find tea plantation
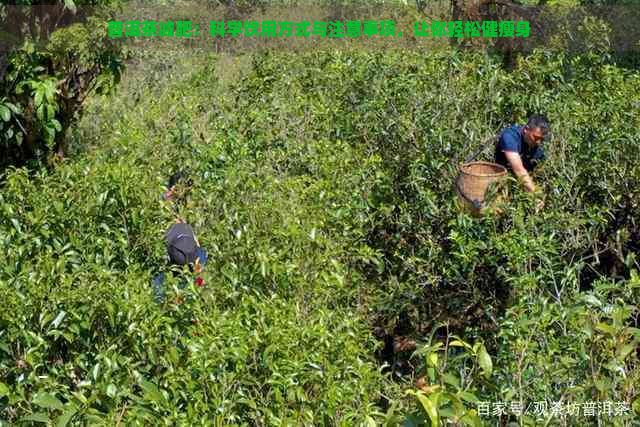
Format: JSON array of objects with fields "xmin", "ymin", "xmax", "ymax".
[{"xmin": 1, "ymin": 46, "xmax": 640, "ymax": 426}]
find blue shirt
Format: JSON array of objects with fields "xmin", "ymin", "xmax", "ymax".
[{"xmin": 494, "ymin": 125, "xmax": 545, "ymax": 172}]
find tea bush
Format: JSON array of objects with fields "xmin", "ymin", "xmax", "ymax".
[
  {"xmin": 204, "ymin": 48, "xmax": 640, "ymax": 425},
  {"xmin": 0, "ymin": 52, "xmax": 395, "ymax": 425}
]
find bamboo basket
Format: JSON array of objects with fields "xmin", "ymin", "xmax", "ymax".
[{"xmin": 455, "ymin": 161, "xmax": 507, "ymax": 216}]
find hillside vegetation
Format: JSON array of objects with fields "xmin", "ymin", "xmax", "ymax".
[{"xmin": 1, "ymin": 48, "xmax": 640, "ymax": 426}]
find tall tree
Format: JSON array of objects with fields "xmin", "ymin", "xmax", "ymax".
[{"xmin": 0, "ymin": 1, "xmax": 125, "ymax": 169}]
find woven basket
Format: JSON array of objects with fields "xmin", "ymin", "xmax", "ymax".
[{"xmin": 455, "ymin": 161, "xmax": 507, "ymax": 215}]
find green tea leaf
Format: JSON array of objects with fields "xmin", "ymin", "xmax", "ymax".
[
  {"xmin": 34, "ymin": 90, "xmax": 43, "ymax": 108},
  {"xmin": 33, "ymin": 392, "xmax": 64, "ymax": 411},
  {"xmin": 21, "ymin": 412, "xmax": 50, "ymax": 423},
  {"xmin": 106, "ymin": 384, "xmax": 117, "ymax": 398},
  {"xmin": 92, "ymin": 363, "xmax": 100, "ymax": 381},
  {"xmin": 477, "ymin": 343, "xmax": 493, "ymax": 379},
  {"xmin": 55, "ymin": 406, "xmax": 77, "ymax": 427},
  {"xmin": 364, "ymin": 415, "xmax": 376, "ymax": 427},
  {"xmin": 617, "ymin": 343, "xmax": 636, "ymax": 361},
  {"xmin": 442, "ymin": 373, "xmax": 459, "ymax": 388},
  {"xmin": 414, "ymin": 391, "xmax": 439, "ymax": 427},
  {"xmin": 583, "ymin": 294, "xmax": 601, "ymax": 307},
  {"xmin": 0, "ymin": 105, "xmax": 10, "ymax": 122},
  {"xmin": 449, "ymin": 340, "xmax": 472, "ymax": 350},
  {"xmin": 140, "ymin": 379, "xmax": 165, "ymax": 404},
  {"xmin": 460, "ymin": 409, "xmax": 483, "ymax": 427},
  {"xmin": 427, "ymin": 352, "xmax": 438, "ymax": 368},
  {"xmin": 51, "ymin": 311, "xmax": 66, "ymax": 329},
  {"xmin": 595, "ymin": 322, "xmax": 616, "ymax": 335},
  {"xmin": 439, "ymin": 392, "xmax": 464, "ymax": 415},
  {"xmin": 3, "ymin": 102, "xmax": 19, "ymax": 114}
]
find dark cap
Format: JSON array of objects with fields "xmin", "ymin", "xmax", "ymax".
[{"xmin": 165, "ymin": 223, "xmax": 198, "ymax": 266}]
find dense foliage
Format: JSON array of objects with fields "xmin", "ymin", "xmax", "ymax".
[
  {"xmin": 1, "ymin": 16, "xmax": 640, "ymax": 427},
  {"xmin": 0, "ymin": 0, "xmax": 125, "ymax": 169},
  {"xmin": 211, "ymin": 48, "xmax": 640, "ymax": 425}
]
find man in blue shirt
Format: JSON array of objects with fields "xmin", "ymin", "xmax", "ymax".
[{"xmin": 495, "ymin": 115, "xmax": 550, "ymax": 193}]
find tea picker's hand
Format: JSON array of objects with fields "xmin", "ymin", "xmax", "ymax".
[{"xmin": 162, "ymin": 190, "xmax": 174, "ymax": 201}]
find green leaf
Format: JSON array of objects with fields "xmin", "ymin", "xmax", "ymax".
[
  {"xmin": 83, "ymin": 414, "xmax": 105, "ymax": 424},
  {"xmin": 632, "ymin": 396, "xmax": 640, "ymax": 415},
  {"xmin": 20, "ymin": 412, "xmax": 50, "ymax": 423},
  {"xmin": 595, "ymin": 322, "xmax": 616, "ymax": 335},
  {"xmin": 442, "ymin": 372, "xmax": 459, "ymax": 388},
  {"xmin": 35, "ymin": 90, "xmax": 44, "ymax": 108},
  {"xmin": 140, "ymin": 379, "xmax": 165, "ymax": 404},
  {"xmin": 51, "ymin": 119, "xmax": 62, "ymax": 132},
  {"xmin": 364, "ymin": 415, "xmax": 376, "ymax": 427},
  {"xmin": 460, "ymin": 409, "xmax": 483, "ymax": 427},
  {"xmin": 439, "ymin": 392, "xmax": 464, "ymax": 415},
  {"xmin": 458, "ymin": 391, "xmax": 479, "ymax": 403},
  {"xmin": 438, "ymin": 406, "xmax": 455, "ymax": 418},
  {"xmin": 0, "ymin": 383, "xmax": 9, "ymax": 397},
  {"xmin": 44, "ymin": 82, "xmax": 56, "ymax": 103},
  {"xmin": 583, "ymin": 294, "xmax": 601, "ymax": 307},
  {"xmin": 449, "ymin": 340, "xmax": 472, "ymax": 350},
  {"xmin": 414, "ymin": 391, "xmax": 439, "ymax": 427},
  {"xmin": 0, "ymin": 105, "xmax": 10, "ymax": 122},
  {"xmin": 402, "ymin": 414, "xmax": 426, "ymax": 427},
  {"xmin": 106, "ymin": 384, "xmax": 117, "ymax": 398},
  {"xmin": 92, "ymin": 363, "xmax": 100, "ymax": 381},
  {"xmin": 594, "ymin": 378, "xmax": 610, "ymax": 392},
  {"xmin": 427, "ymin": 351, "xmax": 438, "ymax": 368},
  {"xmin": 477, "ymin": 343, "xmax": 493, "ymax": 379},
  {"xmin": 617, "ymin": 343, "xmax": 636, "ymax": 361},
  {"xmin": 427, "ymin": 367, "xmax": 436, "ymax": 383},
  {"xmin": 33, "ymin": 392, "xmax": 64, "ymax": 411},
  {"xmin": 51, "ymin": 311, "xmax": 66, "ymax": 329},
  {"xmin": 70, "ymin": 391, "xmax": 87, "ymax": 405},
  {"xmin": 11, "ymin": 218, "xmax": 22, "ymax": 233},
  {"xmin": 5, "ymin": 102, "xmax": 20, "ymax": 114},
  {"xmin": 55, "ymin": 406, "xmax": 77, "ymax": 427}
]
